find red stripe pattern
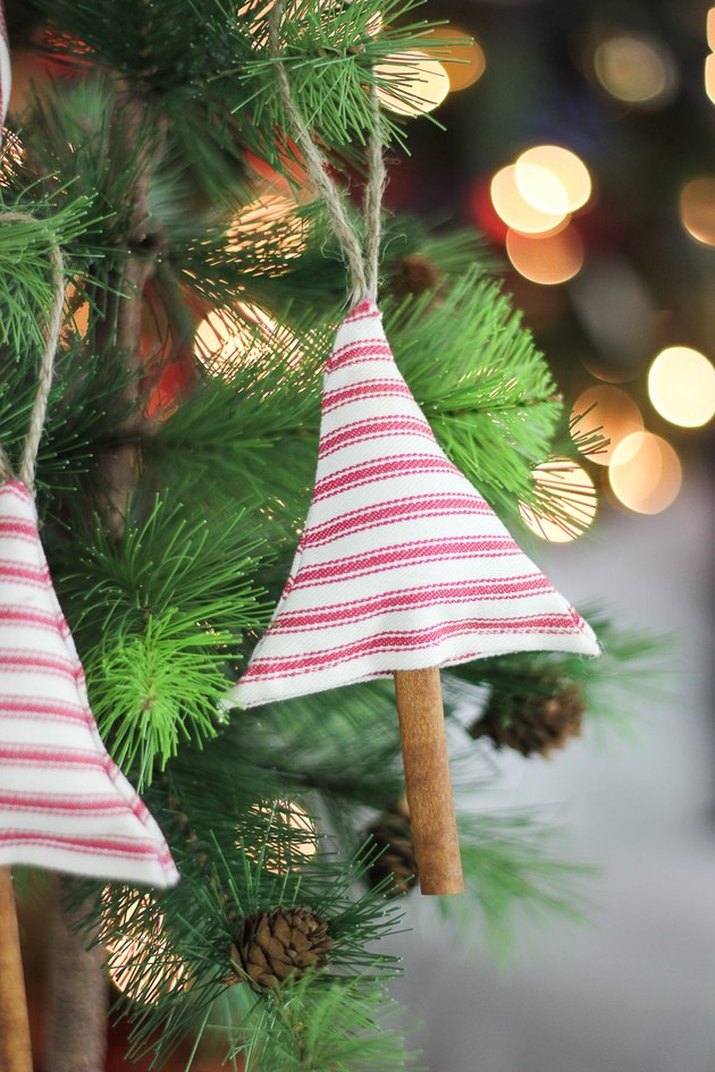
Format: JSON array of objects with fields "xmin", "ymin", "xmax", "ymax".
[
  {"xmin": 229, "ymin": 300, "xmax": 599, "ymax": 707},
  {"xmin": 0, "ymin": 481, "xmax": 178, "ymax": 886}
]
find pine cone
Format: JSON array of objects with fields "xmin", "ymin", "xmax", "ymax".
[
  {"xmin": 470, "ymin": 680, "xmax": 586, "ymax": 757},
  {"xmin": 366, "ymin": 811, "xmax": 418, "ymax": 898},
  {"xmin": 229, "ymin": 906, "xmax": 333, "ymax": 989},
  {"xmin": 390, "ymin": 253, "xmax": 443, "ymax": 303}
]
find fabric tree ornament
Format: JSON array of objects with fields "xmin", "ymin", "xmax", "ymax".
[
  {"xmin": 228, "ymin": 1, "xmax": 600, "ymax": 896},
  {"xmin": 0, "ymin": 234, "xmax": 178, "ymax": 889}
]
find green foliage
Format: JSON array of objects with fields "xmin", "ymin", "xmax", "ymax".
[
  {"xmin": 385, "ymin": 267, "xmax": 562, "ymax": 522},
  {"xmin": 446, "ymin": 610, "xmax": 667, "ymax": 740},
  {"xmin": 51, "ymin": 496, "xmax": 268, "ymax": 778},
  {"xmin": 234, "ymin": 0, "xmax": 439, "ymax": 155},
  {"xmin": 101, "ymin": 808, "xmax": 405, "ymax": 1067},
  {"xmin": 445, "ymin": 810, "xmax": 593, "ymax": 960},
  {"xmin": 85, "ymin": 610, "xmax": 237, "ymax": 786},
  {"xmin": 0, "ymin": 192, "xmax": 89, "ymax": 356},
  {"xmin": 224, "ymin": 972, "xmax": 418, "ymax": 1071}
]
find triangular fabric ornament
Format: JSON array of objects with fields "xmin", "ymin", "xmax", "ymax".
[
  {"xmin": 0, "ymin": 480, "xmax": 178, "ymax": 887},
  {"xmin": 229, "ymin": 301, "xmax": 599, "ymax": 710}
]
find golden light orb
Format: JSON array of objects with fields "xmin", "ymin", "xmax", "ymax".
[
  {"xmin": 506, "ymin": 225, "xmax": 584, "ymax": 285},
  {"xmin": 227, "ymin": 191, "xmax": 307, "ymax": 269},
  {"xmin": 514, "ymin": 145, "xmax": 592, "ymax": 215},
  {"xmin": 420, "ymin": 26, "xmax": 486, "ymax": 92},
  {"xmin": 709, "ymin": 8, "xmax": 715, "ymax": 52},
  {"xmin": 194, "ymin": 301, "xmax": 296, "ymax": 376},
  {"xmin": 519, "ymin": 457, "xmax": 597, "ymax": 543},
  {"xmin": 238, "ymin": 800, "xmax": 318, "ymax": 875},
  {"xmin": 680, "ymin": 177, "xmax": 715, "ymax": 246},
  {"xmin": 647, "ymin": 345, "xmax": 715, "ymax": 428},
  {"xmin": 594, "ymin": 35, "xmax": 676, "ymax": 105},
  {"xmin": 104, "ymin": 892, "xmax": 187, "ymax": 1005},
  {"xmin": 375, "ymin": 51, "xmax": 451, "ymax": 117},
  {"xmin": 608, "ymin": 432, "xmax": 682, "ymax": 514},
  {"xmin": 571, "ymin": 385, "xmax": 644, "ymax": 465},
  {"xmin": 706, "ymin": 53, "xmax": 715, "ymax": 105},
  {"xmin": 490, "ymin": 164, "xmax": 569, "ymax": 235}
]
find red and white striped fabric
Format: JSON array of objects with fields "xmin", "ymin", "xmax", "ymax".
[
  {"xmin": 0, "ymin": 1, "xmax": 10, "ymax": 141},
  {"xmin": 229, "ymin": 300, "xmax": 599, "ymax": 709},
  {"xmin": 0, "ymin": 480, "xmax": 178, "ymax": 887}
]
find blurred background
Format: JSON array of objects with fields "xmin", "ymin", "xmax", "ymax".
[{"xmin": 383, "ymin": 1, "xmax": 715, "ymax": 1069}]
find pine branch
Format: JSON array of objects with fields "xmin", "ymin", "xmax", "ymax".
[
  {"xmin": 384, "ymin": 266, "xmax": 562, "ymax": 521},
  {"xmin": 440, "ymin": 810, "xmax": 593, "ymax": 960}
]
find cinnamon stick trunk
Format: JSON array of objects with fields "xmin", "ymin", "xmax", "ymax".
[{"xmin": 394, "ymin": 667, "xmax": 464, "ymax": 896}]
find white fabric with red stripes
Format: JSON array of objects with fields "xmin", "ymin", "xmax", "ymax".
[
  {"xmin": 0, "ymin": 480, "xmax": 178, "ymax": 886},
  {"xmin": 229, "ymin": 300, "xmax": 599, "ymax": 709}
]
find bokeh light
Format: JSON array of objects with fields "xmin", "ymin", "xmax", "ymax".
[
  {"xmin": 594, "ymin": 35, "xmax": 678, "ymax": 106},
  {"xmin": 63, "ymin": 283, "xmax": 91, "ymax": 339},
  {"xmin": 490, "ymin": 164, "xmax": 569, "ymax": 235},
  {"xmin": 375, "ymin": 51, "xmax": 451, "ymax": 116},
  {"xmin": 708, "ymin": 7, "xmax": 715, "ymax": 52},
  {"xmin": 680, "ymin": 178, "xmax": 715, "ymax": 246},
  {"xmin": 706, "ymin": 53, "xmax": 715, "ymax": 105},
  {"xmin": 420, "ymin": 26, "xmax": 486, "ymax": 91},
  {"xmin": 519, "ymin": 457, "xmax": 597, "ymax": 542},
  {"xmin": 647, "ymin": 345, "xmax": 715, "ymax": 428},
  {"xmin": 104, "ymin": 892, "xmax": 187, "ymax": 1005},
  {"xmin": 506, "ymin": 225, "xmax": 584, "ymax": 285},
  {"xmin": 608, "ymin": 432, "xmax": 682, "ymax": 514},
  {"xmin": 514, "ymin": 145, "xmax": 592, "ymax": 215},
  {"xmin": 238, "ymin": 800, "xmax": 318, "ymax": 875},
  {"xmin": 227, "ymin": 191, "xmax": 307, "ymax": 269},
  {"xmin": 195, "ymin": 301, "xmax": 297, "ymax": 375},
  {"xmin": 237, "ymin": 1, "xmax": 382, "ymax": 42},
  {"xmin": 571, "ymin": 385, "xmax": 644, "ymax": 465}
]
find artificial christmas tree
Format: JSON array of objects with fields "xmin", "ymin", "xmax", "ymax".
[{"xmin": 0, "ymin": 0, "xmax": 655, "ymax": 1067}]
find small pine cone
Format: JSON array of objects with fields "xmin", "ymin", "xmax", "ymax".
[
  {"xmin": 470, "ymin": 680, "xmax": 586, "ymax": 757},
  {"xmin": 366, "ymin": 812, "xmax": 418, "ymax": 898},
  {"xmin": 390, "ymin": 253, "xmax": 443, "ymax": 304},
  {"xmin": 229, "ymin": 906, "xmax": 333, "ymax": 990}
]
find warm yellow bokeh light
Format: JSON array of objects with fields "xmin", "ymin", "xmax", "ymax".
[
  {"xmin": 647, "ymin": 345, "xmax": 715, "ymax": 428},
  {"xmin": 571, "ymin": 385, "xmax": 644, "ymax": 465},
  {"xmin": 490, "ymin": 165, "xmax": 569, "ymax": 235},
  {"xmin": 227, "ymin": 191, "xmax": 307, "ymax": 269},
  {"xmin": 594, "ymin": 35, "xmax": 676, "ymax": 105},
  {"xmin": 679, "ymin": 177, "xmax": 715, "ymax": 246},
  {"xmin": 514, "ymin": 145, "xmax": 592, "ymax": 215},
  {"xmin": 63, "ymin": 283, "xmax": 91, "ymax": 339},
  {"xmin": 706, "ymin": 53, "xmax": 715, "ymax": 105},
  {"xmin": 506, "ymin": 225, "xmax": 584, "ymax": 285},
  {"xmin": 709, "ymin": 8, "xmax": 715, "ymax": 51},
  {"xmin": 375, "ymin": 51, "xmax": 451, "ymax": 116},
  {"xmin": 420, "ymin": 27, "xmax": 486, "ymax": 91},
  {"xmin": 105, "ymin": 893, "xmax": 187, "ymax": 1005},
  {"xmin": 520, "ymin": 457, "xmax": 597, "ymax": 542},
  {"xmin": 238, "ymin": 800, "xmax": 318, "ymax": 875},
  {"xmin": 195, "ymin": 301, "xmax": 296, "ymax": 375},
  {"xmin": 608, "ymin": 431, "xmax": 682, "ymax": 514},
  {"xmin": 0, "ymin": 131, "xmax": 24, "ymax": 186}
]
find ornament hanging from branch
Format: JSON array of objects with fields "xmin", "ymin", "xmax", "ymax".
[
  {"xmin": 227, "ymin": 0, "xmax": 599, "ymax": 897},
  {"xmin": 0, "ymin": 228, "xmax": 178, "ymax": 890}
]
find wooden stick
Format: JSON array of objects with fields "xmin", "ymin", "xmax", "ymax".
[
  {"xmin": 0, "ymin": 867, "xmax": 33, "ymax": 1072},
  {"xmin": 394, "ymin": 667, "xmax": 464, "ymax": 896}
]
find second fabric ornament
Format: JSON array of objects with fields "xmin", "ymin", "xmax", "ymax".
[{"xmin": 228, "ymin": 0, "xmax": 599, "ymax": 897}]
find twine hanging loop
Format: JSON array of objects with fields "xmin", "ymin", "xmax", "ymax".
[
  {"xmin": 269, "ymin": 0, "xmax": 385, "ymax": 306},
  {"xmin": 0, "ymin": 213, "xmax": 65, "ymax": 490}
]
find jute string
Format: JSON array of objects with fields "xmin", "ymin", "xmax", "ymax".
[
  {"xmin": 0, "ymin": 213, "xmax": 65, "ymax": 490},
  {"xmin": 269, "ymin": 0, "xmax": 385, "ymax": 306}
]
